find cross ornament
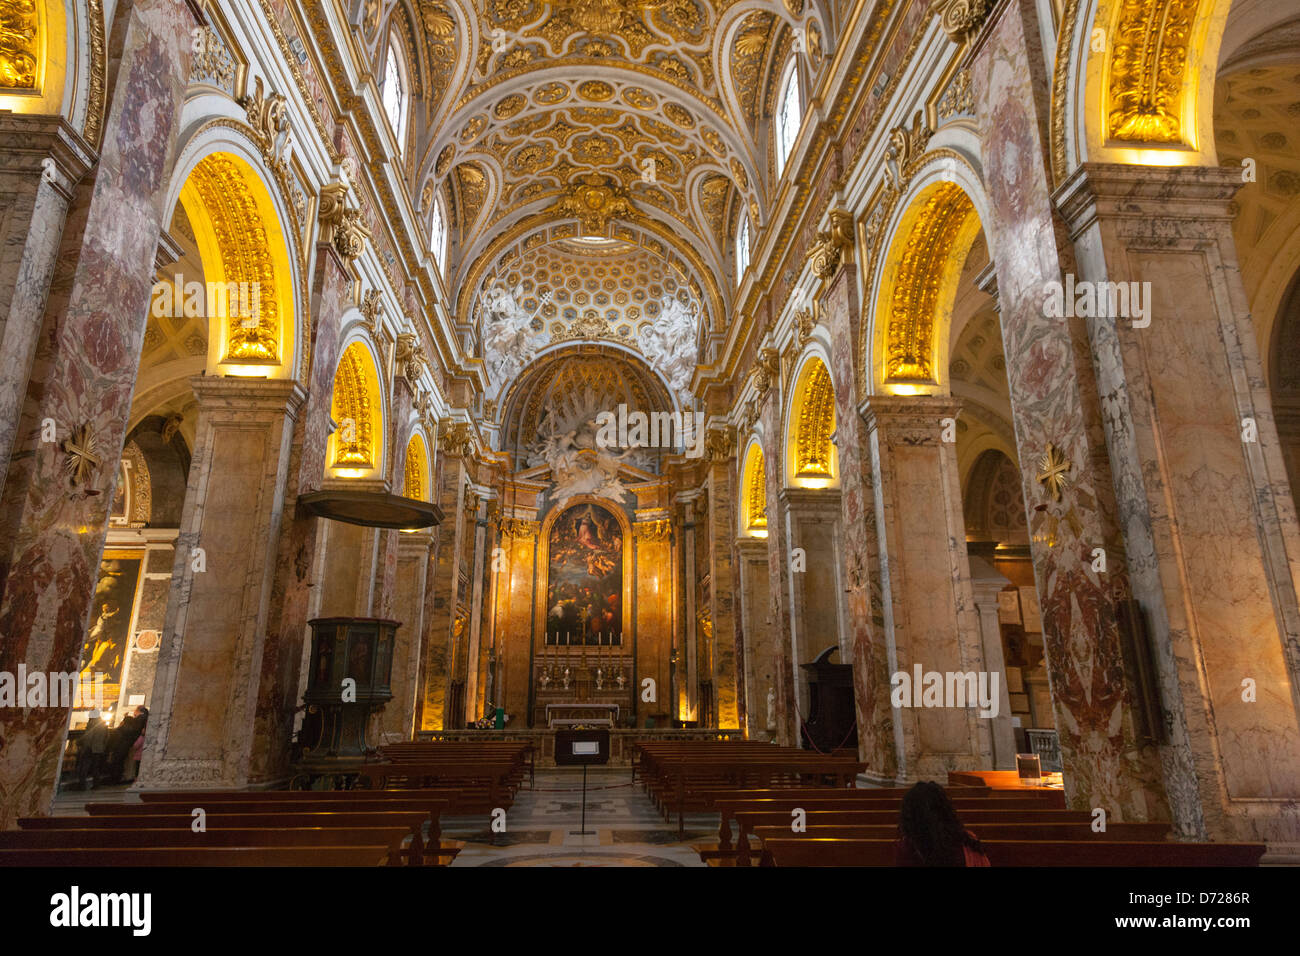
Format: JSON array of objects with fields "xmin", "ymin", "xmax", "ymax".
[
  {"xmin": 62, "ymin": 423, "xmax": 101, "ymax": 488},
  {"xmin": 1036, "ymin": 442, "xmax": 1071, "ymax": 502}
]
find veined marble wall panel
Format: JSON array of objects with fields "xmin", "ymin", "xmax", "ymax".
[
  {"xmin": 634, "ymin": 529, "xmax": 673, "ymax": 727},
  {"xmin": 498, "ymin": 528, "xmax": 536, "ymax": 726},
  {"xmin": 821, "ymin": 270, "xmax": 896, "ymax": 780},
  {"xmin": 972, "ymin": 2, "xmax": 1169, "ymax": 819},
  {"xmin": 707, "ymin": 461, "xmax": 740, "ymax": 728},
  {"xmin": 736, "ymin": 539, "xmax": 774, "ymax": 739},
  {"xmin": 0, "ymin": 0, "xmax": 195, "ymax": 827}
]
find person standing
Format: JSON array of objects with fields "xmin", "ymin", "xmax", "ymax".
[{"xmin": 76, "ymin": 717, "xmax": 110, "ymax": 790}]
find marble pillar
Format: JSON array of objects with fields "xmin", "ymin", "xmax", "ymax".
[
  {"xmin": 140, "ymin": 377, "xmax": 305, "ymax": 788},
  {"xmin": 759, "ymin": 395, "xmax": 798, "ymax": 746},
  {"xmin": 705, "ymin": 457, "xmax": 741, "ymax": 728},
  {"xmin": 252, "ymin": 242, "xmax": 352, "ymax": 782},
  {"xmin": 1057, "ymin": 162, "xmax": 1300, "ymax": 848},
  {"xmin": 735, "ymin": 537, "xmax": 774, "ymax": 739},
  {"xmin": 0, "ymin": 116, "xmax": 94, "ymax": 495},
  {"xmin": 680, "ymin": 503, "xmax": 698, "ymax": 721},
  {"xmin": 633, "ymin": 521, "xmax": 674, "ymax": 729},
  {"xmin": 373, "ymin": 375, "xmax": 416, "ymax": 622},
  {"xmin": 779, "ymin": 487, "xmax": 847, "ymax": 721},
  {"xmin": 968, "ymin": 557, "xmax": 1017, "ymax": 770},
  {"xmin": 0, "ymin": 0, "xmax": 194, "ymax": 827},
  {"xmin": 820, "ymin": 269, "xmax": 896, "ymax": 780},
  {"xmin": 972, "ymin": 0, "xmax": 1170, "ymax": 820},
  {"xmin": 418, "ymin": 457, "xmax": 469, "ymax": 730},
  {"xmin": 385, "ymin": 529, "xmax": 434, "ymax": 739},
  {"xmin": 861, "ymin": 395, "xmax": 992, "ymax": 780}
]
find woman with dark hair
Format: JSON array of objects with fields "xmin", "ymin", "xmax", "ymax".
[{"xmin": 895, "ymin": 781, "xmax": 991, "ymax": 866}]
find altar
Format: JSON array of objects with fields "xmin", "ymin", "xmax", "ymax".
[{"xmin": 545, "ymin": 703, "xmax": 619, "ymax": 728}]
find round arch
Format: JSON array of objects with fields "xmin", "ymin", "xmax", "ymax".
[
  {"xmin": 162, "ymin": 130, "xmax": 304, "ymax": 381},
  {"xmin": 867, "ymin": 177, "xmax": 984, "ymax": 396},
  {"xmin": 402, "ymin": 426, "xmax": 433, "ymax": 502},
  {"xmin": 783, "ymin": 350, "xmax": 838, "ymax": 489},
  {"xmin": 326, "ymin": 336, "xmax": 388, "ymax": 482},
  {"xmin": 1060, "ymin": 0, "xmax": 1235, "ymax": 178},
  {"xmin": 739, "ymin": 438, "xmax": 768, "ymax": 538}
]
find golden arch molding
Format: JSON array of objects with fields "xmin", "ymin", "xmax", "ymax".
[{"xmin": 873, "ymin": 181, "xmax": 979, "ymax": 390}]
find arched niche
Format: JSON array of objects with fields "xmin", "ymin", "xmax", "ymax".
[
  {"xmin": 739, "ymin": 439, "xmax": 767, "ymax": 538},
  {"xmin": 870, "ymin": 180, "xmax": 982, "ymax": 395},
  {"xmin": 402, "ymin": 428, "xmax": 432, "ymax": 502},
  {"xmin": 326, "ymin": 339, "xmax": 387, "ymax": 482},
  {"xmin": 168, "ymin": 150, "xmax": 298, "ymax": 379},
  {"xmin": 784, "ymin": 352, "xmax": 838, "ymax": 489}
]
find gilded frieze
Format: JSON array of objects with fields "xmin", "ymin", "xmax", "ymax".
[
  {"xmin": 188, "ymin": 154, "xmax": 281, "ymax": 365},
  {"xmin": 0, "ymin": 0, "xmax": 39, "ymax": 89},
  {"xmin": 331, "ymin": 342, "xmax": 377, "ymax": 469},
  {"xmin": 1106, "ymin": 0, "xmax": 1200, "ymax": 143},
  {"xmin": 794, "ymin": 360, "xmax": 835, "ymax": 478},
  {"xmin": 883, "ymin": 183, "xmax": 974, "ymax": 384}
]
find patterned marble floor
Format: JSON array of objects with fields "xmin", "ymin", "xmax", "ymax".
[{"xmin": 444, "ymin": 767, "xmax": 711, "ymax": 867}]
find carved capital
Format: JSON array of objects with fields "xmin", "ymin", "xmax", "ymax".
[
  {"xmin": 705, "ymin": 425, "xmax": 736, "ymax": 462},
  {"xmin": 932, "ymin": 0, "xmax": 995, "ymax": 45},
  {"xmin": 359, "ymin": 288, "xmax": 383, "ymax": 333},
  {"xmin": 793, "ymin": 307, "xmax": 818, "ymax": 345},
  {"xmin": 635, "ymin": 519, "xmax": 672, "ymax": 541},
  {"xmin": 394, "ymin": 331, "xmax": 426, "ymax": 385},
  {"xmin": 498, "ymin": 517, "xmax": 540, "ymax": 538},
  {"xmin": 807, "ymin": 209, "xmax": 854, "ymax": 280},
  {"xmin": 884, "ymin": 112, "xmax": 932, "ymax": 192},
  {"xmin": 318, "ymin": 180, "xmax": 370, "ymax": 263},
  {"xmin": 238, "ymin": 76, "xmax": 290, "ymax": 166},
  {"xmin": 752, "ymin": 346, "xmax": 780, "ymax": 397},
  {"xmin": 438, "ymin": 420, "xmax": 474, "ymax": 458}
]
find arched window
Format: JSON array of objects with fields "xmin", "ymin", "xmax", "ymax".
[
  {"xmin": 382, "ymin": 41, "xmax": 408, "ymax": 151},
  {"xmin": 429, "ymin": 197, "xmax": 447, "ymax": 273},
  {"xmin": 736, "ymin": 215, "xmax": 751, "ymax": 287},
  {"xmin": 775, "ymin": 60, "xmax": 802, "ymax": 177}
]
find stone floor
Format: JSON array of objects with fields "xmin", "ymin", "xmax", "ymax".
[{"xmin": 444, "ymin": 767, "xmax": 710, "ymax": 867}]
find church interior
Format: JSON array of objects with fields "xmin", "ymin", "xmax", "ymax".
[{"xmin": 1, "ymin": 0, "xmax": 1300, "ymax": 876}]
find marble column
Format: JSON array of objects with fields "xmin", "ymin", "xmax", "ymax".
[
  {"xmin": 779, "ymin": 487, "xmax": 846, "ymax": 721},
  {"xmin": 373, "ymin": 374, "xmax": 416, "ymax": 621},
  {"xmin": 971, "ymin": 0, "xmax": 1170, "ymax": 820},
  {"xmin": 140, "ymin": 377, "xmax": 305, "ymax": 788},
  {"xmin": 418, "ymin": 456, "xmax": 470, "ymax": 730},
  {"xmin": 861, "ymin": 395, "xmax": 992, "ymax": 780},
  {"xmin": 466, "ymin": 502, "xmax": 491, "ymax": 720},
  {"xmin": 0, "ymin": 116, "xmax": 94, "ymax": 495},
  {"xmin": 820, "ymin": 268, "xmax": 896, "ymax": 780},
  {"xmin": 705, "ymin": 455, "xmax": 741, "ymax": 728},
  {"xmin": 758, "ymin": 394, "xmax": 798, "ymax": 746},
  {"xmin": 252, "ymin": 241, "xmax": 353, "ymax": 782},
  {"xmin": 1057, "ymin": 162, "xmax": 1300, "ymax": 848},
  {"xmin": 0, "ymin": 0, "xmax": 194, "ymax": 827},
  {"xmin": 968, "ymin": 557, "xmax": 1017, "ymax": 770},
  {"xmin": 384, "ymin": 529, "xmax": 434, "ymax": 739},
  {"xmin": 680, "ymin": 501, "xmax": 699, "ymax": 722},
  {"xmin": 735, "ymin": 537, "xmax": 774, "ymax": 740},
  {"xmin": 633, "ymin": 520, "xmax": 674, "ymax": 729}
]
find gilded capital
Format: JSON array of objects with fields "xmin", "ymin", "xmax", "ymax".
[
  {"xmin": 318, "ymin": 180, "xmax": 371, "ymax": 262},
  {"xmin": 807, "ymin": 210, "xmax": 854, "ymax": 280},
  {"xmin": 932, "ymin": 0, "xmax": 995, "ymax": 45}
]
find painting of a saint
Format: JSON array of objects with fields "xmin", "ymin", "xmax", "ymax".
[
  {"xmin": 545, "ymin": 503, "xmax": 623, "ymax": 645},
  {"xmin": 79, "ymin": 553, "xmax": 143, "ymax": 704}
]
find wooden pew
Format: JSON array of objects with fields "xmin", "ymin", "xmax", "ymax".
[
  {"xmin": 759, "ymin": 837, "xmax": 1266, "ymax": 867},
  {"xmin": 0, "ymin": 826, "xmax": 415, "ymax": 866},
  {"xmin": 22, "ymin": 809, "xmax": 452, "ymax": 865},
  {"xmin": 0, "ymin": 846, "xmax": 392, "ymax": 867},
  {"xmin": 713, "ymin": 794, "xmax": 1065, "ymax": 851}
]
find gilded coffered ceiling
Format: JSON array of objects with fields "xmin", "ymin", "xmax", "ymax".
[{"xmin": 400, "ymin": 0, "xmax": 828, "ymax": 327}]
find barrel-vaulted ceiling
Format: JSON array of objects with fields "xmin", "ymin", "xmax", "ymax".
[{"xmin": 400, "ymin": 0, "xmax": 830, "ymax": 333}]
